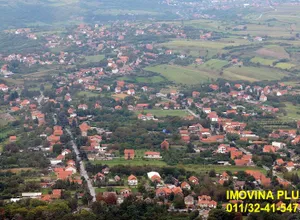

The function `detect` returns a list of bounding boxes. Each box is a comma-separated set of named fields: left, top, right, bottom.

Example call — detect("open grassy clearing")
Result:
left=92, top=159, right=167, bottom=167
left=118, top=75, right=166, bottom=83
left=0, top=168, right=35, bottom=173
left=140, top=109, right=190, bottom=118
left=82, top=55, right=105, bottom=63
left=280, top=102, right=300, bottom=120
left=92, top=159, right=265, bottom=174
left=177, top=164, right=266, bottom=174
left=145, top=64, right=214, bottom=85
left=111, top=94, right=130, bottom=100
left=203, top=59, right=229, bottom=71
left=250, top=57, right=276, bottom=66
left=76, top=91, right=101, bottom=98
left=223, top=66, right=287, bottom=82
left=234, top=23, right=296, bottom=38
left=95, top=187, right=138, bottom=193
left=94, top=9, right=161, bottom=16
left=281, top=81, right=300, bottom=87
left=275, top=62, right=295, bottom=69
left=146, top=62, right=287, bottom=84
left=161, top=39, right=246, bottom=50
left=256, top=46, right=290, bottom=60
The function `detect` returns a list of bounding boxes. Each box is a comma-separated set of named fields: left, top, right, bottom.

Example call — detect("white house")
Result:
left=62, top=149, right=71, bottom=156
left=127, top=89, right=135, bottom=96
left=128, top=175, right=138, bottom=186
left=272, top=142, right=286, bottom=149
left=144, top=151, right=162, bottom=159
left=22, top=192, right=42, bottom=199
left=65, top=165, right=77, bottom=174
left=216, top=144, right=228, bottom=154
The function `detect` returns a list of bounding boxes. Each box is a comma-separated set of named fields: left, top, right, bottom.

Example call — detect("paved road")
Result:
left=66, top=128, right=96, bottom=202
left=37, top=92, right=44, bottom=107
left=185, top=107, right=200, bottom=119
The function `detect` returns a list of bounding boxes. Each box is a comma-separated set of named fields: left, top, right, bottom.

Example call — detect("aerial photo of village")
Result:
left=0, top=0, right=300, bottom=219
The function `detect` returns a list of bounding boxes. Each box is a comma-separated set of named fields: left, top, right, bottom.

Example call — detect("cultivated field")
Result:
left=140, top=109, right=190, bottom=118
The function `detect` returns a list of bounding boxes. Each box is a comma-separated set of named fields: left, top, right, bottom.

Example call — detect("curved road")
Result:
left=65, top=128, right=96, bottom=202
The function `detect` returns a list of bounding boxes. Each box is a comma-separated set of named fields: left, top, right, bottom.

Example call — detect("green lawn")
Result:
left=140, top=109, right=190, bottom=118
left=223, top=66, right=288, bottom=81
left=76, top=91, right=101, bottom=98
left=118, top=75, right=166, bottom=83
left=82, top=55, right=105, bottom=63
left=178, top=164, right=266, bottom=174
left=250, top=57, right=276, bottom=66
left=280, top=102, right=300, bottom=120
left=91, top=159, right=167, bottom=167
left=146, top=63, right=287, bottom=84
left=275, top=62, right=295, bottom=70
left=145, top=64, right=214, bottom=85
left=91, top=159, right=265, bottom=174
left=161, top=39, right=243, bottom=50
left=95, top=187, right=138, bottom=193
left=203, top=59, right=229, bottom=71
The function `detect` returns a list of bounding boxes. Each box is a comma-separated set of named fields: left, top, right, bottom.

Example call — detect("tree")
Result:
left=173, top=195, right=185, bottom=209
left=209, top=169, right=216, bottom=177
left=53, top=144, right=63, bottom=155
left=208, top=209, right=234, bottom=220
left=104, top=193, right=117, bottom=205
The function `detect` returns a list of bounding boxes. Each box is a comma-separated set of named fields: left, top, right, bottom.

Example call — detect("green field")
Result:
left=250, top=57, right=276, bottom=66
left=203, top=59, right=229, bottom=70
left=145, top=65, right=213, bottom=85
left=76, top=91, right=101, bottom=98
left=223, top=66, right=288, bottom=81
left=280, top=102, right=300, bottom=120
left=91, top=159, right=265, bottom=174
left=95, top=187, right=138, bottom=193
left=83, top=55, right=105, bottom=63
left=118, top=75, right=166, bottom=83
left=94, top=9, right=160, bottom=16
left=146, top=63, right=287, bottom=84
left=141, top=109, right=190, bottom=118
left=92, top=159, right=167, bottom=167
left=275, top=62, right=295, bottom=70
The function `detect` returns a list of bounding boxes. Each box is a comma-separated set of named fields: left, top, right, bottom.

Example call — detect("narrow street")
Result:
left=65, top=128, right=96, bottom=202
left=185, top=107, right=200, bottom=119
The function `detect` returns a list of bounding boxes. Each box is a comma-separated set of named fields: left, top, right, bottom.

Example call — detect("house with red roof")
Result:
left=209, top=84, right=219, bottom=91
left=216, top=144, right=229, bottom=154
left=51, top=189, right=62, bottom=199
left=207, top=112, right=218, bottom=122
left=79, top=122, right=91, bottom=136
left=161, top=140, right=169, bottom=150
left=144, top=151, right=161, bottom=159
left=181, top=181, right=191, bottom=190
left=67, top=160, right=75, bottom=166
left=231, top=150, right=243, bottom=159
left=185, top=195, right=195, bottom=208
left=56, top=170, right=73, bottom=180
left=0, top=84, right=9, bottom=92
left=189, top=176, right=199, bottom=185
left=263, top=145, right=278, bottom=153
left=9, top=136, right=17, bottom=143
left=292, top=136, right=300, bottom=145
left=128, top=175, right=138, bottom=186
left=275, top=159, right=284, bottom=166
left=197, top=195, right=217, bottom=208
left=124, top=149, right=135, bottom=160
left=285, top=162, right=295, bottom=172
left=78, top=104, right=88, bottom=110
left=192, top=91, right=200, bottom=98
